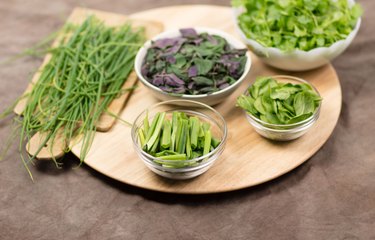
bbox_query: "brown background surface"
[1,0,374,239]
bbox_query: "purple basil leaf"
[164,38,186,54]
[216,79,228,86]
[207,34,218,45]
[188,81,195,90]
[159,86,173,92]
[193,38,204,45]
[229,62,240,75]
[172,85,186,94]
[220,54,230,61]
[166,55,176,64]
[152,38,178,49]
[188,66,198,77]
[141,64,149,77]
[219,83,230,90]
[180,28,198,38]
[164,73,185,87]
[170,73,185,84]
[152,75,164,86]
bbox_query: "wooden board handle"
[26,132,65,160]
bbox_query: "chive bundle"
[1,16,145,177]
[138,111,221,168]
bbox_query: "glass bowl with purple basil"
[134,27,252,106]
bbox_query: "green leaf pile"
[236,77,322,124]
[232,0,363,51]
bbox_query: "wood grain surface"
[69,6,342,194]
[15,8,164,159]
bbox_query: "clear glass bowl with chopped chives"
[237,75,322,141]
[131,100,227,180]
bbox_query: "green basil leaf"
[192,76,214,86]
[193,58,214,75]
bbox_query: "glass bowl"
[243,75,322,141]
[131,100,228,180]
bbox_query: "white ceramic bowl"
[233,0,361,71]
[134,27,252,106]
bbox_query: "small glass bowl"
[243,75,322,141]
[131,100,227,180]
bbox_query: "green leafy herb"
[236,77,322,124]
[233,0,363,51]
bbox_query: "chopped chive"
[211,137,220,148]
[145,112,160,143]
[146,112,165,151]
[189,116,199,149]
[155,150,179,157]
[149,135,160,154]
[203,130,212,156]
[176,119,188,154]
[143,110,149,135]
[138,128,146,147]
[186,129,192,159]
[170,111,179,152]
[161,119,171,149]
[158,154,187,160]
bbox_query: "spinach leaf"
[236,76,322,125]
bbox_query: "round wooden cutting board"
[71,5,342,194]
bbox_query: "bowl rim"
[134,27,252,99]
[131,99,228,166]
[232,3,362,55]
[242,75,322,128]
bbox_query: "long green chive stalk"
[0,16,145,177]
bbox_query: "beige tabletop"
[0,0,374,239]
